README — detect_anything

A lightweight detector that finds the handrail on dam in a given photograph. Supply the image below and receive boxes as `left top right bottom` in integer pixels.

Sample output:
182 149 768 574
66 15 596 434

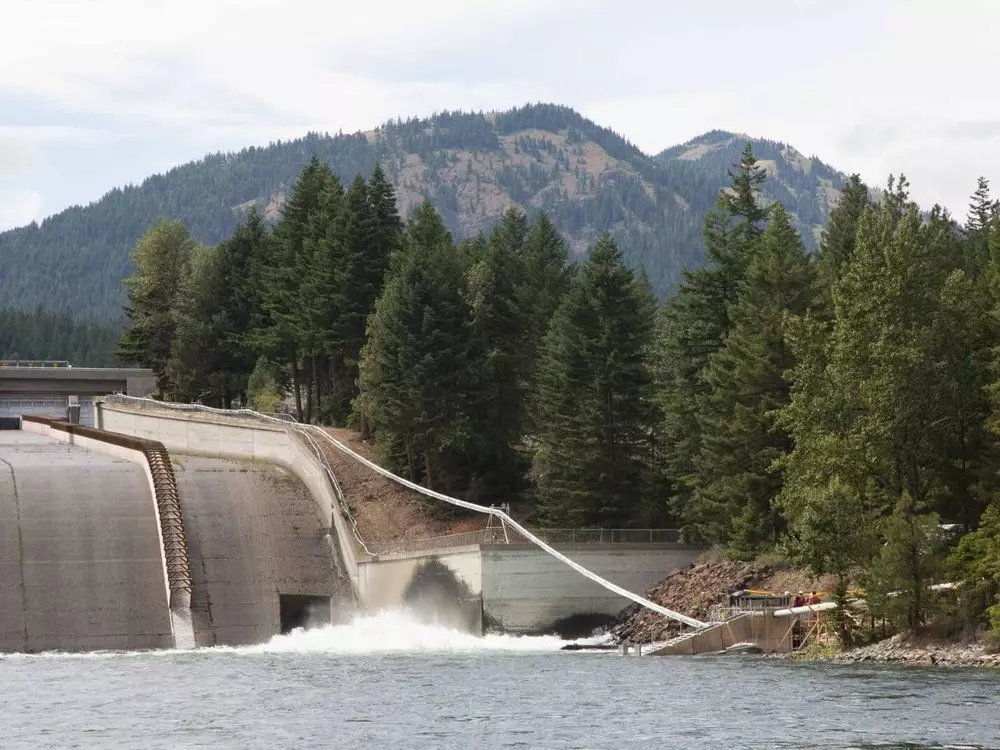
99 395 708 630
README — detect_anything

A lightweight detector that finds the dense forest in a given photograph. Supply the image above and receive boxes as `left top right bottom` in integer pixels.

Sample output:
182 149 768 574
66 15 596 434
119 148 1000 645
0 104 847 322
0 307 119 365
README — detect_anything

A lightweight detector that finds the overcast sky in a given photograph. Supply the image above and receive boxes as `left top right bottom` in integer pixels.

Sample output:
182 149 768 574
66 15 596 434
1 0 998 231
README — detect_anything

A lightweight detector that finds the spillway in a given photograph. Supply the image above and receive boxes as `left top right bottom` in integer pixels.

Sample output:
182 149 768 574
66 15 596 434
172 455 345 647
0 431 172 652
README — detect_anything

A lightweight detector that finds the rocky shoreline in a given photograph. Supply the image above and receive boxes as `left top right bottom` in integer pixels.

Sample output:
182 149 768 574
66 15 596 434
808 635 1000 669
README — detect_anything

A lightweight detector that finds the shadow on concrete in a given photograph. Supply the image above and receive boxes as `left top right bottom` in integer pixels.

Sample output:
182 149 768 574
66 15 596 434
402 557 483 634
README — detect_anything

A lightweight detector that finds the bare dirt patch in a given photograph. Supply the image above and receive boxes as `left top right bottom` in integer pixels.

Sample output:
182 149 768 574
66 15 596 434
319 427 486 551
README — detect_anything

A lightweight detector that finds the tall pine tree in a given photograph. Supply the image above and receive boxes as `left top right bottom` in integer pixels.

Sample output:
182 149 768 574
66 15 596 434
655 144 770 536
690 205 819 556
357 201 478 494
533 236 656 527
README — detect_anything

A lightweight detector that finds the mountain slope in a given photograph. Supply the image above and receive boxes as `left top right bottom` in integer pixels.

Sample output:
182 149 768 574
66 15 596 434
0 104 848 322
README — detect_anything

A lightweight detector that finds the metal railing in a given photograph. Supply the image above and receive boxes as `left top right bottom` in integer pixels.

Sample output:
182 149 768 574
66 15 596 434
0 359 71 368
368 527 681 555
511 528 681 544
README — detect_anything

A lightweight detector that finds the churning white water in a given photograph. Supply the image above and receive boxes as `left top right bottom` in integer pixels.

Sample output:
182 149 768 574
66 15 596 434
235 609 569 655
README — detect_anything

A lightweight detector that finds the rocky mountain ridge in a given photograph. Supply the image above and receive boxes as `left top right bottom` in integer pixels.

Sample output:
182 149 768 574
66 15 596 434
0 103 850 321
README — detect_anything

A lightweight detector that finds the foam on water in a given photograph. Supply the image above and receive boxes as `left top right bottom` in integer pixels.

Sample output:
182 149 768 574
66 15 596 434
233 609 568 655
0 609 572 659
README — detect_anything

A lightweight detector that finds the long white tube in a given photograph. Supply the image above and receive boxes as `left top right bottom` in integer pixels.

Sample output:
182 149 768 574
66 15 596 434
104 395 707 630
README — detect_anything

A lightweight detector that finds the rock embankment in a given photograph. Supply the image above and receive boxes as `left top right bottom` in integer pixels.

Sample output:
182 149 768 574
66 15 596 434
613 557 834 643
825 634 1000 668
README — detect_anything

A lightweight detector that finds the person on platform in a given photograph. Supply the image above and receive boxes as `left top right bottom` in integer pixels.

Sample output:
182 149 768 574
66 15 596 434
793 592 805 608
808 591 821 606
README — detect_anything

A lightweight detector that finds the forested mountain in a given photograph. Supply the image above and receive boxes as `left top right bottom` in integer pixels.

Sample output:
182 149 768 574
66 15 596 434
0 307 119 365
0 104 848 322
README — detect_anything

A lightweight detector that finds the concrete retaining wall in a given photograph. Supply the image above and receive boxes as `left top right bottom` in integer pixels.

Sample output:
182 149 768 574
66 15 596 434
481 543 702 633
357 543 702 634
97 403 359 598
358 546 483 632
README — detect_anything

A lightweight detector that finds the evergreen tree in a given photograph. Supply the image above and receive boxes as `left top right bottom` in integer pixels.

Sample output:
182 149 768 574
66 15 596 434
780 186 996 607
533 236 656 527
323 172 399 424
866 496 942 631
721 142 770 243
965 176 998 275
655 145 770 537
357 201 478 493
167 243 230 404
465 208 532 496
167 208 273 406
254 157 336 421
690 205 818 555
815 174 870 294
118 219 196 394
517 212 573 373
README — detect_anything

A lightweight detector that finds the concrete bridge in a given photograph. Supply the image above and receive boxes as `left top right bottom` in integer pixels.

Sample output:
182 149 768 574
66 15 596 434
0 365 155 427
0 398 704 652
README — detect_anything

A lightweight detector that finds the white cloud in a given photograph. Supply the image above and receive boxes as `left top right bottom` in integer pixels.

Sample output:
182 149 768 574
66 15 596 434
2 0 1000 221
0 188 44 229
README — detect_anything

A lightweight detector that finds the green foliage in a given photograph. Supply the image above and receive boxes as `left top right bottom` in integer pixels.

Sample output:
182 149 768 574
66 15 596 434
691 205 819 556
465 208 533 496
118 219 197 394
815 173 870 295
655 144 772 541
533 236 657 527
865 497 942 630
246 357 283 414
0 307 120 366
357 201 480 495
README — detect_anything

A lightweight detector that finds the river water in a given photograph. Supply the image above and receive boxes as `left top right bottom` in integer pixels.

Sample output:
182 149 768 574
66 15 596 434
1 611 998 750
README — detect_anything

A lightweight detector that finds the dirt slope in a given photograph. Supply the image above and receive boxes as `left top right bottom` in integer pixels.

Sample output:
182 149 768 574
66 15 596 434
318 427 486 552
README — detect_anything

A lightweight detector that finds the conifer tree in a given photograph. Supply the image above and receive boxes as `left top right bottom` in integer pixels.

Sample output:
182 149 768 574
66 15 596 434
780 186 997 602
167 243 228 404
654 145 770 536
533 236 656 527
357 201 477 493
118 219 197 395
255 157 336 421
465 208 532 496
815 174 870 295
965 176 998 275
517 212 573 372
690 205 818 555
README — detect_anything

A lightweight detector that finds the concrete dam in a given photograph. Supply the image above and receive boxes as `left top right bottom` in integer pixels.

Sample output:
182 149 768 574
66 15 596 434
0 397 704 652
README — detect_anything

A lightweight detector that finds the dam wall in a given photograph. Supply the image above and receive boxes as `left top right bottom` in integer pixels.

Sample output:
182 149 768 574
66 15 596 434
97 401 703 635
0 429 173 651
172 455 345 646
97 403 359 599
